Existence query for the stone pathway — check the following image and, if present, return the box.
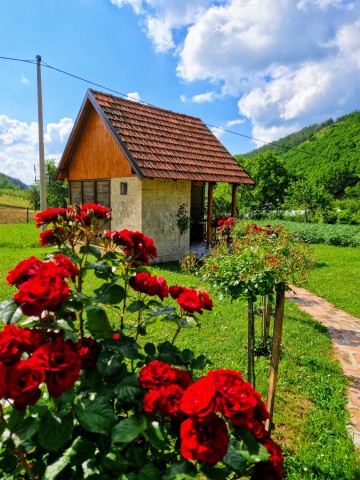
[286,286,360,447]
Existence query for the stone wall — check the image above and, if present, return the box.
[110,177,191,262]
[142,178,191,263]
[110,177,142,231]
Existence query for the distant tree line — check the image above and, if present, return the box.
[214,111,360,224]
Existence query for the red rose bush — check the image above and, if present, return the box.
[0,204,283,479]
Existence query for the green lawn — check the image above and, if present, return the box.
[306,244,360,318]
[0,225,359,479]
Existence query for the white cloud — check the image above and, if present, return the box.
[111,0,143,14]
[180,94,187,103]
[21,76,29,85]
[111,0,360,144]
[227,119,246,127]
[111,0,214,52]
[0,116,73,185]
[210,126,225,139]
[191,92,216,103]
[127,91,141,102]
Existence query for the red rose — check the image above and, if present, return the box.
[158,384,186,418]
[7,357,46,409]
[14,274,70,316]
[144,384,185,419]
[209,370,261,423]
[138,360,177,390]
[76,337,101,371]
[0,325,26,365]
[0,362,7,399]
[105,230,157,264]
[180,414,229,465]
[80,203,111,219]
[181,376,217,418]
[129,272,169,300]
[198,291,213,311]
[173,368,194,389]
[169,285,187,299]
[176,288,213,315]
[7,257,43,286]
[176,289,203,314]
[240,418,268,441]
[254,437,284,480]
[18,328,47,354]
[53,254,79,281]
[33,336,81,397]
[35,207,72,227]
[39,228,64,246]
[143,389,161,413]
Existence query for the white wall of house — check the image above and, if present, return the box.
[111,177,191,262]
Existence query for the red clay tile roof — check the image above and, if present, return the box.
[89,90,253,184]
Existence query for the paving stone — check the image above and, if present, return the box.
[287,286,360,447]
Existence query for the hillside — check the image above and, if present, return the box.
[240,111,360,197]
[0,172,28,190]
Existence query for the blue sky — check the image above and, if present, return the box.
[1,0,360,185]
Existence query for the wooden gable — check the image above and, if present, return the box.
[68,106,134,181]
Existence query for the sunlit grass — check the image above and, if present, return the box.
[306,244,360,318]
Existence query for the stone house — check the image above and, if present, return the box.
[56,89,254,262]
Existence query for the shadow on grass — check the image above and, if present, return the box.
[314,261,329,269]
[153,261,181,273]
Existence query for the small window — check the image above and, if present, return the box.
[120,182,128,195]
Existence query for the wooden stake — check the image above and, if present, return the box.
[265,288,285,433]
[247,297,255,387]
[206,182,214,246]
[262,295,273,350]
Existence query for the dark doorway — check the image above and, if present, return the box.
[190,182,205,242]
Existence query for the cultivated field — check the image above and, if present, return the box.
[0,205,36,224]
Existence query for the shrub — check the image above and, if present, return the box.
[0,205,284,480]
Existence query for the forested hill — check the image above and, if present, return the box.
[0,172,28,190]
[240,111,360,197]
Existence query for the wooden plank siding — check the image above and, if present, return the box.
[68,107,135,181]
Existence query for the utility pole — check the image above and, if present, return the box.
[36,55,47,220]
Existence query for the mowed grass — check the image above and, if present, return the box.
[306,244,360,318]
[0,225,359,479]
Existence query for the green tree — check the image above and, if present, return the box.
[240,151,291,213]
[27,159,68,210]
[284,179,333,222]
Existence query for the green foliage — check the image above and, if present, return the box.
[0,172,28,191]
[0,207,278,479]
[1,226,360,479]
[176,203,191,235]
[27,159,68,210]
[213,183,233,217]
[264,220,360,246]
[284,179,333,222]
[202,223,314,300]
[244,111,360,199]
[238,152,290,212]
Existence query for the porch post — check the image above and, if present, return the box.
[206,182,214,246]
[231,183,237,218]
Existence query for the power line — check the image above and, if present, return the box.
[0,55,336,161]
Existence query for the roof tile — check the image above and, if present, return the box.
[91,90,254,184]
